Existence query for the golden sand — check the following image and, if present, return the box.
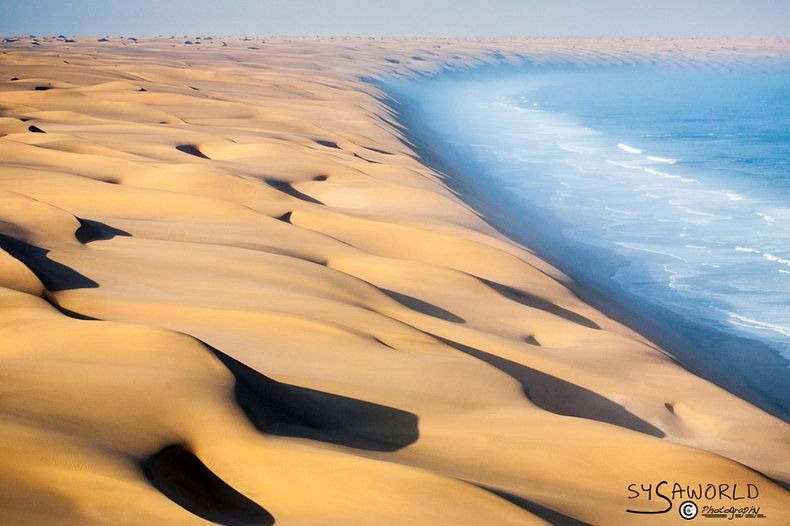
[0,36,788,525]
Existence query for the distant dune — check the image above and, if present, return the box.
[0,36,788,525]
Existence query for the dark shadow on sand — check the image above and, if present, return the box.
[314,139,340,149]
[176,144,211,159]
[0,233,98,291]
[380,289,465,323]
[141,444,275,526]
[49,302,99,320]
[209,347,419,451]
[365,146,394,155]
[353,152,382,164]
[75,218,131,244]
[524,335,541,346]
[480,278,600,330]
[265,179,324,205]
[478,485,591,526]
[275,211,292,223]
[437,336,664,438]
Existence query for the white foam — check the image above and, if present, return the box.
[763,252,790,267]
[646,155,677,164]
[724,192,745,201]
[756,212,776,225]
[733,247,790,267]
[616,242,689,262]
[556,143,586,154]
[605,160,641,170]
[663,265,683,290]
[642,167,698,183]
[643,167,673,177]
[724,311,790,338]
[669,202,716,217]
[617,143,643,154]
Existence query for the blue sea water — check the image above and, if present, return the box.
[382,61,790,405]
[513,66,790,355]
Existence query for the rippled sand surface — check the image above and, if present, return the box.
[0,36,788,525]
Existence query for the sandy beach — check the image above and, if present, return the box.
[0,35,789,525]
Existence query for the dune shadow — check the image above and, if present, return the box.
[275,211,292,223]
[0,233,98,291]
[480,278,600,330]
[353,152,381,164]
[365,146,394,155]
[478,485,591,526]
[524,335,541,346]
[436,336,664,438]
[380,288,465,323]
[314,139,340,149]
[176,144,210,159]
[49,302,99,320]
[209,347,419,451]
[265,179,324,205]
[75,218,131,244]
[141,444,275,526]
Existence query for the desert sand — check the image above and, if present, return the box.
[0,35,788,525]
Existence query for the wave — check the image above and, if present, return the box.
[605,159,641,170]
[734,247,790,267]
[642,167,699,183]
[763,252,790,267]
[556,142,587,154]
[724,311,790,338]
[615,242,689,262]
[617,143,643,154]
[755,212,776,225]
[646,155,677,164]
[668,201,717,217]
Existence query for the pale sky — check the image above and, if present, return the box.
[1,0,789,37]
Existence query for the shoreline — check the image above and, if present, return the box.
[380,68,790,422]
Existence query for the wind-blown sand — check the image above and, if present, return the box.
[0,36,788,525]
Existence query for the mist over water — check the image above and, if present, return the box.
[385,61,790,363]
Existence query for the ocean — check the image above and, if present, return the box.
[382,58,790,417]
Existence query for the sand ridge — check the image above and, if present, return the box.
[0,36,789,525]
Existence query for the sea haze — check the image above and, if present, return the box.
[383,59,790,417]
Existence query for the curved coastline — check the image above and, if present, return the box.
[377,64,790,422]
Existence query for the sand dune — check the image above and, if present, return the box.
[0,36,788,524]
